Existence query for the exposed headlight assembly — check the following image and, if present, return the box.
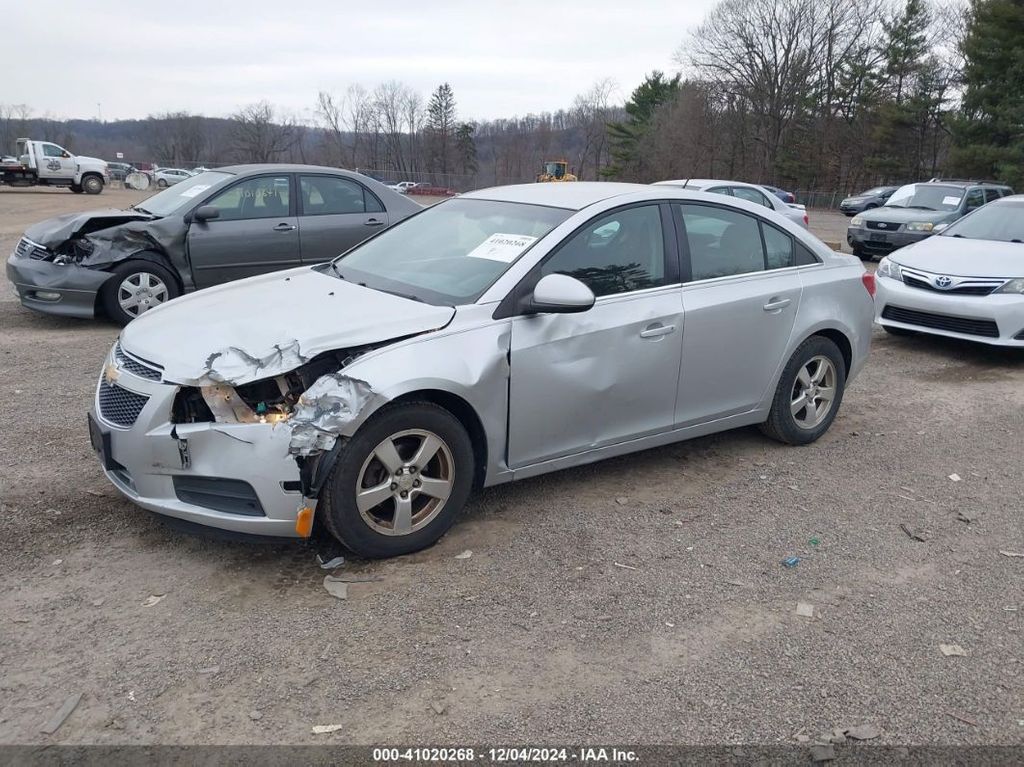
[905,222,935,232]
[995,278,1024,295]
[850,216,864,227]
[876,257,903,282]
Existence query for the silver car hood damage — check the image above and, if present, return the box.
[892,235,1024,277]
[120,267,456,386]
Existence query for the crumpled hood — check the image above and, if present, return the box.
[891,235,1024,278]
[120,266,456,385]
[859,207,955,225]
[25,209,153,248]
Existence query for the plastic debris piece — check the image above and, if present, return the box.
[317,553,345,570]
[249,710,263,721]
[430,700,447,715]
[454,550,473,560]
[940,643,967,657]
[899,524,928,542]
[323,576,348,600]
[809,537,820,546]
[197,666,221,675]
[615,497,628,505]
[844,724,880,740]
[613,561,638,570]
[142,594,166,607]
[40,693,82,735]
[782,556,801,568]
[312,724,344,734]
[948,473,961,482]
[999,550,1024,558]
[796,602,815,618]
[947,711,978,727]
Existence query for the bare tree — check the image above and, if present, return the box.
[570,79,616,179]
[229,101,299,163]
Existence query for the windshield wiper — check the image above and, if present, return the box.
[329,261,345,280]
[903,205,936,211]
[132,205,156,216]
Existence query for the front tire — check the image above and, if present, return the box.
[320,402,475,558]
[760,336,847,446]
[82,175,103,194]
[100,259,180,325]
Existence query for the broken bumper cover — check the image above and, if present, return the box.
[89,360,305,537]
[6,251,109,318]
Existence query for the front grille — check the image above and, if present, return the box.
[900,268,1004,296]
[114,342,163,381]
[881,305,1000,338]
[173,476,265,516]
[14,237,49,260]
[97,380,149,427]
[866,221,901,231]
[861,240,898,255]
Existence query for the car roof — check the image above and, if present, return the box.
[214,163,380,177]
[655,179,766,190]
[911,180,1009,189]
[461,182,652,210]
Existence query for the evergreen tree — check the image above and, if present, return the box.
[602,71,681,179]
[425,83,458,174]
[454,122,478,175]
[950,0,1024,187]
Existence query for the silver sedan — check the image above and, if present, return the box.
[88,183,873,557]
[875,194,1024,346]
[655,179,809,229]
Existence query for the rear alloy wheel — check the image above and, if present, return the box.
[320,402,475,558]
[100,260,180,325]
[82,175,104,195]
[156,178,168,188]
[760,336,847,445]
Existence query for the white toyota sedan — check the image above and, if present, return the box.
[875,194,1024,346]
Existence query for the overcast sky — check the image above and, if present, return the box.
[6,0,717,123]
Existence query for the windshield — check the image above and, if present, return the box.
[860,187,889,196]
[940,202,1024,243]
[885,183,963,211]
[332,198,571,305]
[133,170,232,216]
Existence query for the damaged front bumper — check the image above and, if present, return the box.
[7,249,110,318]
[89,349,307,537]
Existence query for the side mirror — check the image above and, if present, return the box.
[193,205,220,222]
[522,274,595,315]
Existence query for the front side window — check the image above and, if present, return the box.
[334,198,570,305]
[42,144,65,158]
[300,175,377,216]
[539,205,668,297]
[731,186,772,209]
[207,176,290,221]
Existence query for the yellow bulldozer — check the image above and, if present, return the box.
[536,160,577,183]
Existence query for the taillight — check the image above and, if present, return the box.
[862,273,876,298]
[803,213,809,226]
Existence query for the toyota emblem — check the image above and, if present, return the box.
[935,275,953,289]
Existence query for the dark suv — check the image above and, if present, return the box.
[847,179,1014,259]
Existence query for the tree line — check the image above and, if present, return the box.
[2,0,1019,194]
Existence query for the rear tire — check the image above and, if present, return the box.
[82,175,103,195]
[157,178,168,188]
[100,259,180,326]
[760,336,847,446]
[320,402,475,558]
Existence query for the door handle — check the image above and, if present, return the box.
[763,297,792,312]
[639,323,676,339]
[273,223,296,232]
[364,218,385,227]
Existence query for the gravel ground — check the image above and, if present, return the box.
[1,186,1022,748]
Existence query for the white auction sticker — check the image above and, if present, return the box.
[179,184,212,199]
[466,233,538,263]
[942,196,961,206]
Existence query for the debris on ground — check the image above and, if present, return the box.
[91,598,105,607]
[809,743,836,762]
[141,594,166,607]
[197,666,221,675]
[52,559,63,566]
[939,643,967,657]
[796,602,815,618]
[948,473,962,482]
[430,700,447,715]
[316,549,346,570]
[311,724,344,734]
[899,524,928,542]
[613,561,638,570]
[809,537,820,547]
[39,693,82,735]
[782,556,801,568]
[999,550,1024,558]
[947,711,979,727]
[454,550,473,560]
[615,497,628,505]
[323,576,349,600]
[956,511,974,524]
[844,723,881,740]
[248,710,262,721]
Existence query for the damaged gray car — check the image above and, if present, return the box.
[88,183,874,558]
[7,165,420,325]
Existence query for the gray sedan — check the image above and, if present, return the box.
[88,183,873,558]
[875,195,1024,346]
[6,164,421,324]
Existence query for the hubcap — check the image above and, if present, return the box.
[355,429,455,536]
[117,272,169,317]
[790,355,837,430]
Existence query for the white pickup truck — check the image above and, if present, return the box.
[0,138,108,194]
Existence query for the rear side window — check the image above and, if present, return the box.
[965,189,985,211]
[983,188,1001,203]
[300,175,376,216]
[731,186,772,209]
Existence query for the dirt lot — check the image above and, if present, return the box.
[1,186,1022,749]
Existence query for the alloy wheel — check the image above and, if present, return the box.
[790,355,837,429]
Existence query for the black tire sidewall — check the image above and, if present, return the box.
[321,403,475,558]
[83,175,103,194]
[100,260,180,326]
[768,337,847,445]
